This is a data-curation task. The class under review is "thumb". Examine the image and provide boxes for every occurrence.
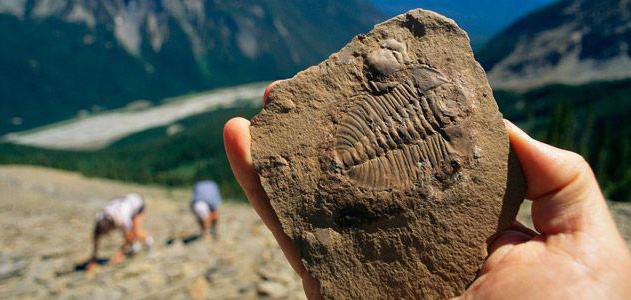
[505,120,616,236]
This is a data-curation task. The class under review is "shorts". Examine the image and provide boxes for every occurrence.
[191,201,214,221]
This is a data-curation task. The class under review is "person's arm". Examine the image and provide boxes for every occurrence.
[109,227,134,266]
[86,233,100,272]
[131,213,147,242]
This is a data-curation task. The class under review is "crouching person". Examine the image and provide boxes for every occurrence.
[87,193,153,272]
[191,181,222,239]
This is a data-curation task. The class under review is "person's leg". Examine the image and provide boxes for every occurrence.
[192,201,211,236]
[209,211,219,239]
[88,216,115,272]
[201,215,211,236]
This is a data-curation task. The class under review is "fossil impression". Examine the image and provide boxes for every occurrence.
[251,9,526,299]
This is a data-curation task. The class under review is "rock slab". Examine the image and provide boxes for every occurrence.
[251,9,526,299]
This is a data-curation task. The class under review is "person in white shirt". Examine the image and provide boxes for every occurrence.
[87,193,152,271]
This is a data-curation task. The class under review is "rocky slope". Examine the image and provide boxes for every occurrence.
[0,0,381,134]
[0,166,305,299]
[1,166,630,299]
[479,0,631,90]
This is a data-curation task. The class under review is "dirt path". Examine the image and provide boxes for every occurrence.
[0,166,304,299]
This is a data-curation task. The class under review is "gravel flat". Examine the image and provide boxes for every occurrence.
[3,83,266,150]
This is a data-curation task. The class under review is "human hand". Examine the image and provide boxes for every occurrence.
[224,83,631,299]
[109,250,125,266]
[457,121,631,299]
[85,259,98,274]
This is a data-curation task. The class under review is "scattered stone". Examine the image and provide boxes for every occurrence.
[188,277,209,300]
[258,267,294,285]
[251,9,526,299]
[257,281,289,299]
[0,167,282,298]
[0,254,28,281]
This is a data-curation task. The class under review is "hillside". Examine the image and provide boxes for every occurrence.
[1,166,629,298]
[496,79,631,201]
[479,0,631,89]
[370,0,554,48]
[0,0,381,135]
[0,166,305,299]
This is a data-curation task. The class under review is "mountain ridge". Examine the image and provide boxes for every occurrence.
[479,0,631,89]
[0,0,381,134]
[370,0,555,48]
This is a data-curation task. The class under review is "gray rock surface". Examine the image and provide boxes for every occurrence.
[252,9,526,299]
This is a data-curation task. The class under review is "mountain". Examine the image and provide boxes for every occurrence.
[369,0,555,49]
[479,0,631,90]
[0,0,381,135]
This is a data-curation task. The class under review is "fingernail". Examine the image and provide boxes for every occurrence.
[263,80,284,105]
[504,119,534,142]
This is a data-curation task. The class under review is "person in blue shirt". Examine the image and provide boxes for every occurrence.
[190,180,222,238]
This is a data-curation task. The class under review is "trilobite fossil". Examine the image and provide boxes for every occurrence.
[335,67,472,189]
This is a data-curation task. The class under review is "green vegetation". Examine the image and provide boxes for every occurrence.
[0,14,205,135]
[496,79,631,201]
[0,0,380,135]
[0,105,260,200]
[2,79,631,202]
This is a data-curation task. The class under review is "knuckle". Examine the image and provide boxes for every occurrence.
[567,151,589,170]
[564,151,596,185]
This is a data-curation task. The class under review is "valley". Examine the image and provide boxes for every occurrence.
[0,0,380,134]
[3,83,266,150]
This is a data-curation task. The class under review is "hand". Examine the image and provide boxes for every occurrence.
[224,84,631,299]
[109,250,125,266]
[85,259,98,273]
[458,121,631,299]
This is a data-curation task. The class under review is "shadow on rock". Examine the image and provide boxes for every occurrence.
[165,234,203,246]
[74,258,109,272]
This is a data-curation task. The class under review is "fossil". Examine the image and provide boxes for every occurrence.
[335,69,470,189]
[251,9,526,299]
